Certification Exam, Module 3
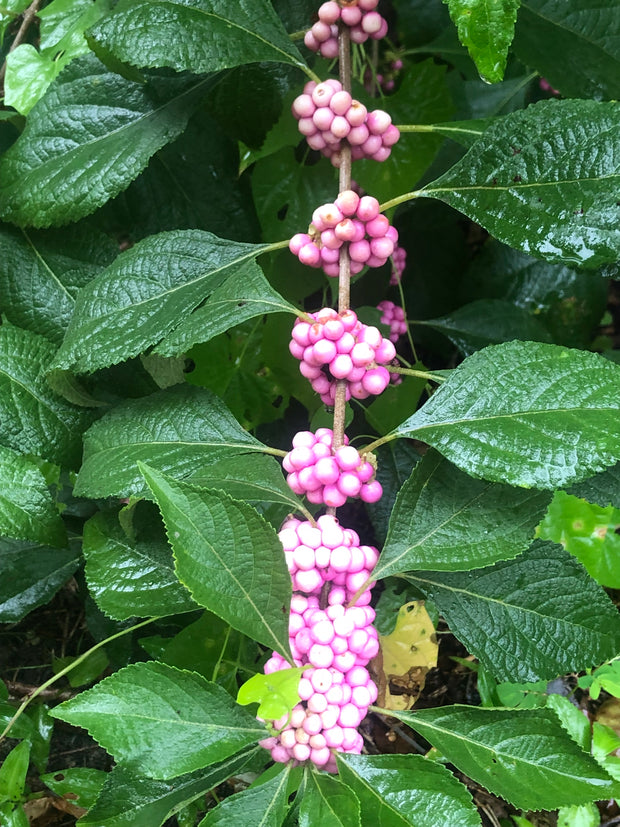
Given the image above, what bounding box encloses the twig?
[0,0,42,85]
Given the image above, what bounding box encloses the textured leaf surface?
[52,230,270,374]
[199,764,291,827]
[0,222,116,344]
[79,746,266,827]
[299,771,361,827]
[513,0,620,100]
[442,0,520,82]
[375,450,551,577]
[392,705,618,809]
[404,541,620,682]
[141,466,291,658]
[393,341,620,489]
[336,753,480,827]
[0,325,91,468]
[0,55,213,227]
[422,100,620,268]
[567,462,620,509]
[91,0,306,75]
[0,540,79,622]
[0,446,66,547]
[366,443,420,546]
[50,662,266,779]
[83,511,197,620]
[75,385,265,499]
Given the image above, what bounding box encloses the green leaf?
[0,324,91,467]
[50,662,266,779]
[422,100,620,268]
[0,54,215,227]
[416,298,553,355]
[390,705,618,809]
[199,764,292,827]
[0,742,30,804]
[537,490,620,588]
[4,45,65,115]
[75,385,266,499]
[237,668,305,722]
[83,510,197,620]
[141,466,292,658]
[40,767,107,811]
[336,753,480,827]
[298,771,361,827]
[0,0,29,42]
[0,539,79,622]
[78,746,267,827]
[0,222,116,345]
[0,446,66,547]
[53,648,110,689]
[38,0,110,49]
[404,541,620,682]
[91,0,306,75]
[513,0,620,100]
[156,261,297,356]
[374,450,551,578]
[393,341,620,489]
[366,443,420,547]
[52,230,271,374]
[567,462,620,509]
[557,803,600,827]
[442,0,520,82]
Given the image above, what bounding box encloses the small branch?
[380,190,421,213]
[387,366,446,383]
[0,0,42,85]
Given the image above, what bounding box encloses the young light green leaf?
[52,230,272,374]
[38,0,110,49]
[442,0,521,83]
[0,742,30,804]
[75,385,266,499]
[0,446,66,547]
[237,668,305,722]
[50,662,267,779]
[404,541,620,682]
[299,771,361,827]
[336,753,480,827]
[83,511,197,620]
[422,100,620,268]
[79,746,267,827]
[0,54,215,227]
[0,539,79,622]
[0,324,91,468]
[393,341,620,489]
[389,705,618,810]
[140,465,291,659]
[374,450,551,578]
[91,0,306,76]
[4,45,65,115]
[198,763,292,827]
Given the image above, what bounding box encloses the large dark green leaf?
[75,385,267,499]
[199,764,292,826]
[374,450,551,577]
[365,443,421,547]
[298,771,361,827]
[50,662,267,779]
[0,55,214,227]
[404,541,620,682]
[567,462,620,509]
[393,341,620,489]
[90,0,307,76]
[421,100,620,268]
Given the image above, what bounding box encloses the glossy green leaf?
[442,0,520,82]
[75,385,266,499]
[79,746,266,827]
[557,803,600,827]
[365,443,420,547]
[0,446,66,547]
[298,771,361,827]
[83,511,197,620]
[537,490,620,587]
[237,668,305,721]
[0,0,29,41]
[52,230,271,374]
[567,462,620,509]
[514,0,620,100]
[4,45,65,115]
[0,742,30,804]
[50,662,267,779]
[91,0,306,75]
[404,541,620,682]
[40,768,107,811]
[336,753,480,827]
[422,100,620,268]
[0,324,91,467]
[0,540,79,622]
[374,450,551,577]
[0,222,116,345]
[53,648,110,689]
[141,466,292,658]
[199,763,292,827]
[391,705,618,809]
[0,55,214,227]
[393,341,620,489]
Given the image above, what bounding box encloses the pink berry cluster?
[292,80,400,167]
[259,515,379,772]
[289,306,396,404]
[289,190,398,278]
[390,243,407,285]
[303,1,388,59]
[283,428,383,507]
[377,300,407,342]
